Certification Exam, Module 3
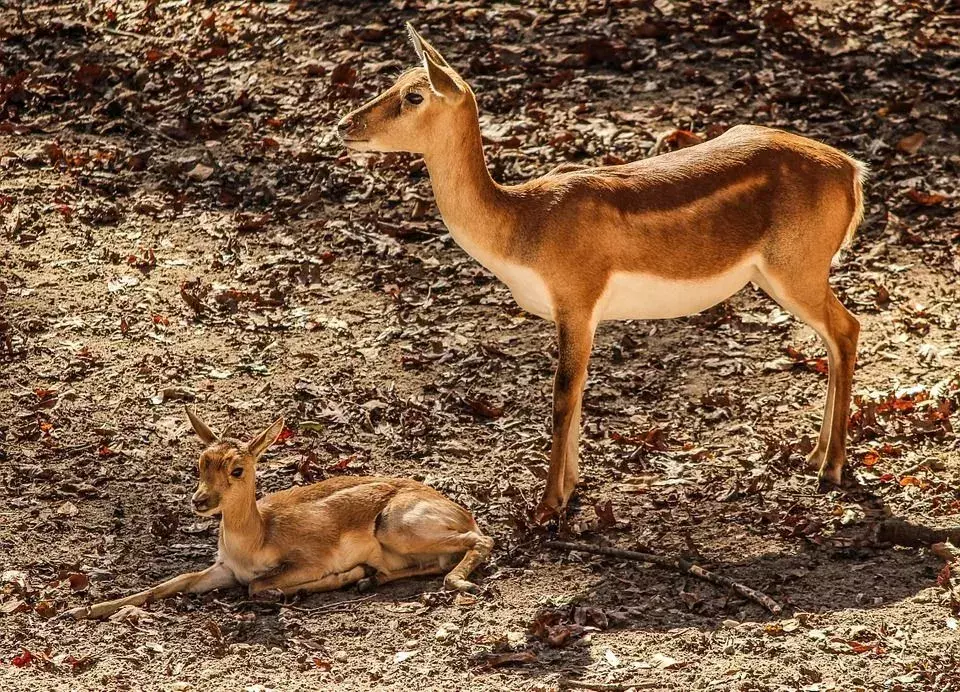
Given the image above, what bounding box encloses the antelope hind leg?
[756,270,859,487]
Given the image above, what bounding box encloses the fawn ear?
[406,23,463,99]
[247,418,285,459]
[185,406,218,445]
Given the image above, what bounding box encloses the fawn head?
[337,23,473,154]
[185,407,285,517]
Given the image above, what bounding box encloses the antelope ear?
[407,22,427,61]
[406,22,450,68]
[247,418,285,459]
[185,406,218,445]
[406,23,463,99]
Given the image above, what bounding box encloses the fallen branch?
[545,540,782,615]
[876,519,960,548]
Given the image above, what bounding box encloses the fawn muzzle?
[191,489,218,515]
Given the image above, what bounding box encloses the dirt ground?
[1,1,959,690]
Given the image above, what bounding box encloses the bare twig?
[560,679,658,691]
[74,20,180,44]
[219,594,375,614]
[283,594,376,614]
[545,540,782,615]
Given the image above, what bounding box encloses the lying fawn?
[66,408,492,620]
[339,24,866,521]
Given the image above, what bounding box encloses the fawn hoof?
[251,587,284,602]
[357,577,377,594]
[444,575,478,594]
[61,606,91,620]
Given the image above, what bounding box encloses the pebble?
[435,622,460,642]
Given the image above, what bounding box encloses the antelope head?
[337,23,474,154]
[185,407,284,517]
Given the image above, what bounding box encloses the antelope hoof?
[357,577,377,593]
[533,499,561,525]
[443,575,478,594]
[816,461,845,490]
[805,447,826,472]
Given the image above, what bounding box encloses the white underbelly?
[449,224,755,323]
[598,256,758,321]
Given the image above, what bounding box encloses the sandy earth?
[1,1,958,690]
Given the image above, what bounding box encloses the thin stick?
[546,540,782,615]
[74,20,180,44]
[284,594,375,614]
[220,594,375,614]
[560,680,658,691]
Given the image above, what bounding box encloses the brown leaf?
[180,279,209,314]
[66,573,89,591]
[593,500,617,529]
[0,598,28,614]
[463,396,503,419]
[482,650,537,668]
[896,132,926,154]
[186,163,214,182]
[331,63,357,87]
[662,129,704,150]
[906,188,947,206]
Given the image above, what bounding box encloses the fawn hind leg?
[248,565,367,598]
[756,267,859,486]
[373,495,494,593]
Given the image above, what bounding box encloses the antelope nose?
[337,116,354,138]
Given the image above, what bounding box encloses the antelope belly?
[598,257,758,321]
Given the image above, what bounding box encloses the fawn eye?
[230,467,243,478]
[404,92,424,105]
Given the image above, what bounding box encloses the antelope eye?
[404,92,424,105]
[230,467,244,478]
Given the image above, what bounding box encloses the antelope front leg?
[534,312,596,523]
[65,562,237,620]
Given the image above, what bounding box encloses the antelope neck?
[422,114,516,258]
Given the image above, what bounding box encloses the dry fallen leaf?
[896,132,926,154]
[482,650,537,668]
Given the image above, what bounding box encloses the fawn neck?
[422,110,515,258]
[219,485,265,551]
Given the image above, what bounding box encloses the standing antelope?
[338,24,865,522]
[65,408,492,620]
